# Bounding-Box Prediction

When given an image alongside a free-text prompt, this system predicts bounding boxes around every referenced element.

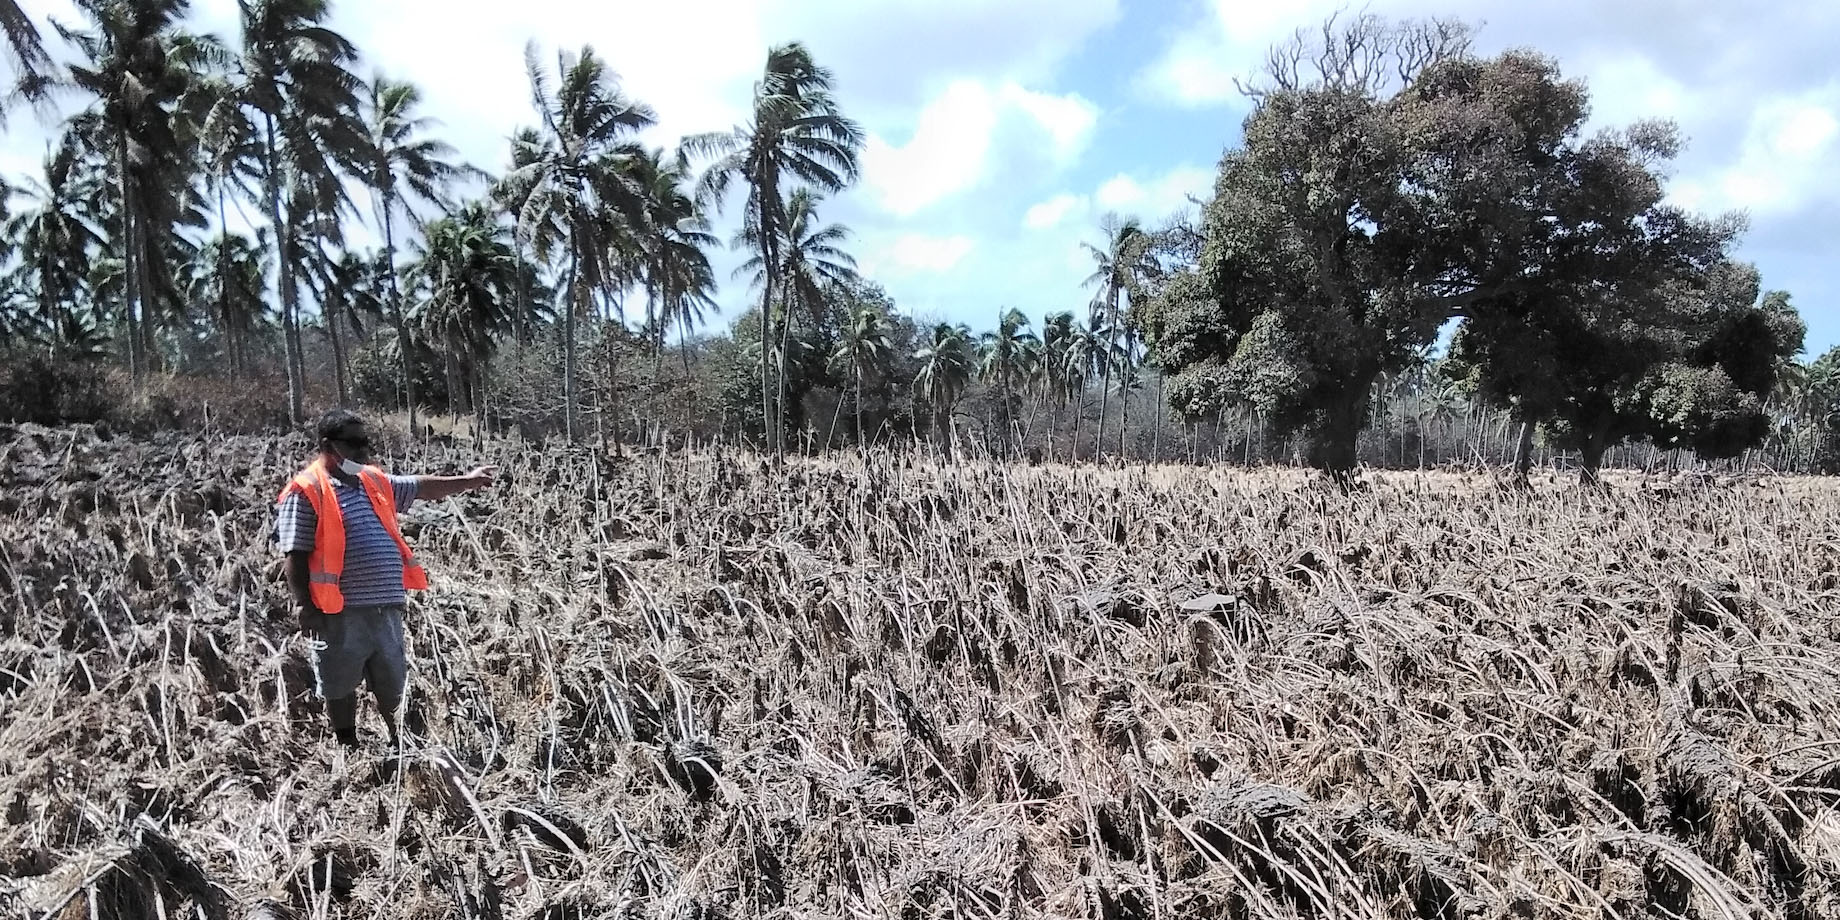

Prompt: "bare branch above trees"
[1234,10,1478,100]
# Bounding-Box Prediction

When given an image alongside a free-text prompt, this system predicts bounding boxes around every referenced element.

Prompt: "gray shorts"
[310,605,407,703]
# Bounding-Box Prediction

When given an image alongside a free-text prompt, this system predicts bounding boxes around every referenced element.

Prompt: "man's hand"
[297,603,325,637]
[465,466,500,490]
[417,467,501,501]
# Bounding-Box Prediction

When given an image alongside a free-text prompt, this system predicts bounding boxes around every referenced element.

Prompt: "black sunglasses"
[329,433,371,449]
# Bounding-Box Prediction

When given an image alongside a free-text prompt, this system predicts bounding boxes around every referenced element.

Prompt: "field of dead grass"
[4,422,1840,920]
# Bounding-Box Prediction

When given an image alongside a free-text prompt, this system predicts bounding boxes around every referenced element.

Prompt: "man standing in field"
[275,409,497,749]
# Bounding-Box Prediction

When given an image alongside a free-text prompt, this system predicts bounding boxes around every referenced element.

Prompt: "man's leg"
[366,606,409,747]
[310,613,365,747]
[327,697,360,747]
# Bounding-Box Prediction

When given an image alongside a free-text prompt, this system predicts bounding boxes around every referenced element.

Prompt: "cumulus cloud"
[773,0,1119,106]
[1093,165,1214,218]
[1023,193,1085,230]
[866,234,977,277]
[860,81,1097,217]
[1671,91,1840,216]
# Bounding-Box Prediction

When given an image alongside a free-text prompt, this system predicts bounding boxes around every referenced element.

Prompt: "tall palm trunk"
[263,118,306,426]
[761,259,782,456]
[325,239,351,405]
[215,181,241,379]
[473,353,489,441]
[757,174,784,459]
[444,327,465,417]
[854,362,866,452]
[562,224,581,442]
[1000,364,1013,458]
[115,136,142,380]
[381,192,418,435]
[1094,291,1118,461]
[134,211,159,375]
[1118,370,1131,460]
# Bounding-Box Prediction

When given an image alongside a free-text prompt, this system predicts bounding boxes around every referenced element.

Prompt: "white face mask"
[337,457,365,477]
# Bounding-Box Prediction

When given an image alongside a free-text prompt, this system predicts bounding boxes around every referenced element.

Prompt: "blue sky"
[7,0,1837,354]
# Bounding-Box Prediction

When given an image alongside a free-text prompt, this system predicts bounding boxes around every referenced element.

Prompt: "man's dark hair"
[315,408,365,444]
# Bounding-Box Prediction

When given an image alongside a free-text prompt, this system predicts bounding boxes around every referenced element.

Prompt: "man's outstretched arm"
[414,466,499,502]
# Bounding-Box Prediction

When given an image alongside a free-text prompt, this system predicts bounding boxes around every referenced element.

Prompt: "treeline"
[0,5,1832,479]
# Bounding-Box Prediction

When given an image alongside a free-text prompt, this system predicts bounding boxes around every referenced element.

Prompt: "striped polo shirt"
[276,472,419,608]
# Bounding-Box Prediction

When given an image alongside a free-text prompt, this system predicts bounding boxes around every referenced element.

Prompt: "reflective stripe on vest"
[276,459,427,613]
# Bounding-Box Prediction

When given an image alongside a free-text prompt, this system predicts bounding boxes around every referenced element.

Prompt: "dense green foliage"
[1142,16,1808,481]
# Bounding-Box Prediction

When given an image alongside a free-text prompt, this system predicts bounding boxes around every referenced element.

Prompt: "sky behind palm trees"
[6,0,1836,351]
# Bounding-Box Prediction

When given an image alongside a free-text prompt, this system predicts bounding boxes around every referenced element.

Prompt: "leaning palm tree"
[366,75,478,433]
[914,322,975,455]
[497,43,655,442]
[237,0,371,423]
[687,42,863,458]
[829,304,892,451]
[979,308,1040,458]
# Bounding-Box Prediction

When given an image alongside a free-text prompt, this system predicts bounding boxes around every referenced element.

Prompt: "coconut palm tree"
[4,136,106,360]
[408,202,519,429]
[1063,306,1111,461]
[59,0,220,379]
[1081,213,1154,459]
[237,0,371,422]
[366,75,477,432]
[829,304,892,450]
[914,322,975,454]
[184,230,271,377]
[754,190,856,325]
[736,187,857,428]
[1035,310,1077,460]
[687,42,863,458]
[627,148,716,377]
[497,43,655,442]
[979,308,1040,457]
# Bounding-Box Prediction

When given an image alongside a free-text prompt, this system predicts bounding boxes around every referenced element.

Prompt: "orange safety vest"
[276,459,429,614]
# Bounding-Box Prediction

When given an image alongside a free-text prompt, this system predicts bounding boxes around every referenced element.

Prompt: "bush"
[0,354,118,425]
[0,354,294,435]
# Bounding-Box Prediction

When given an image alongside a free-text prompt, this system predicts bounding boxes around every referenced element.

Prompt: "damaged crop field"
[5,422,1840,920]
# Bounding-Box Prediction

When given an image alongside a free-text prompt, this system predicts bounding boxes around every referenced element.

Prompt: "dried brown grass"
[3,423,1839,919]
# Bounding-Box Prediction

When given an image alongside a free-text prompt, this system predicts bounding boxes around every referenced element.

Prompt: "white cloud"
[1137,0,1356,107]
[1670,91,1840,216]
[861,80,1097,217]
[1142,31,1245,107]
[1000,85,1099,160]
[1024,166,1210,238]
[860,81,1001,218]
[871,234,976,276]
[1575,53,1693,131]
[1023,193,1086,230]
[775,0,1119,101]
[1092,165,1214,218]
